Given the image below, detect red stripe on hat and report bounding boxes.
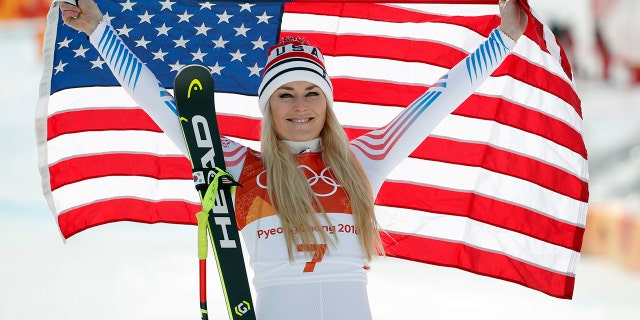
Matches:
[263,50,326,75]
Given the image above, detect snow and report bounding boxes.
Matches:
[2,9,640,320]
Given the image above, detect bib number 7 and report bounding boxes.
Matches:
[296,244,327,273]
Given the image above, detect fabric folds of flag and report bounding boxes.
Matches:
[36,0,588,299]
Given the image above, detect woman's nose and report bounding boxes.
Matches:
[293,97,308,111]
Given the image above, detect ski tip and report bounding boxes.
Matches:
[177,64,211,74]
[174,65,214,85]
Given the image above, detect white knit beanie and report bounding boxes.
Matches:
[257,37,333,115]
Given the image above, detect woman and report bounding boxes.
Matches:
[60,0,527,319]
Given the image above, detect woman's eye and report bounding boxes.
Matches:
[278,93,293,98]
[306,91,319,97]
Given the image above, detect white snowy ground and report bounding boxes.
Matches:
[2,17,640,320]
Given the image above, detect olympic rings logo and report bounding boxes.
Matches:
[256,165,340,197]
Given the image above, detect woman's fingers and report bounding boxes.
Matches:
[59,2,81,26]
[498,0,527,40]
[58,0,102,35]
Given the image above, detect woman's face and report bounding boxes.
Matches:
[268,81,327,142]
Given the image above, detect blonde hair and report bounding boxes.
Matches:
[260,105,384,261]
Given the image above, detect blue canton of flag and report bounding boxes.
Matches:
[51,0,284,95]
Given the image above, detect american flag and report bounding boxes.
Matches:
[37,0,588,299]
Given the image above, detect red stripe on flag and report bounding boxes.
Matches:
[495,56,581,117]
[58,198,199,239]
[332,78,429,107]
[217,114,262,141]
[414,137,588,202]
[380,231,575,299]
[47,110,262,145]
[455,96,587,159]
[280,32,469,69]
[49,153,191,191]
[377,182,585,250]
[285,2,500,36]
[47,109,161,140]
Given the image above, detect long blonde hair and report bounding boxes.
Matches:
[260,105,384,261]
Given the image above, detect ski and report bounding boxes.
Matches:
[174,65,255,320]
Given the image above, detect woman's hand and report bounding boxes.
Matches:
[59,0,103,35]
[498,0,528,41]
